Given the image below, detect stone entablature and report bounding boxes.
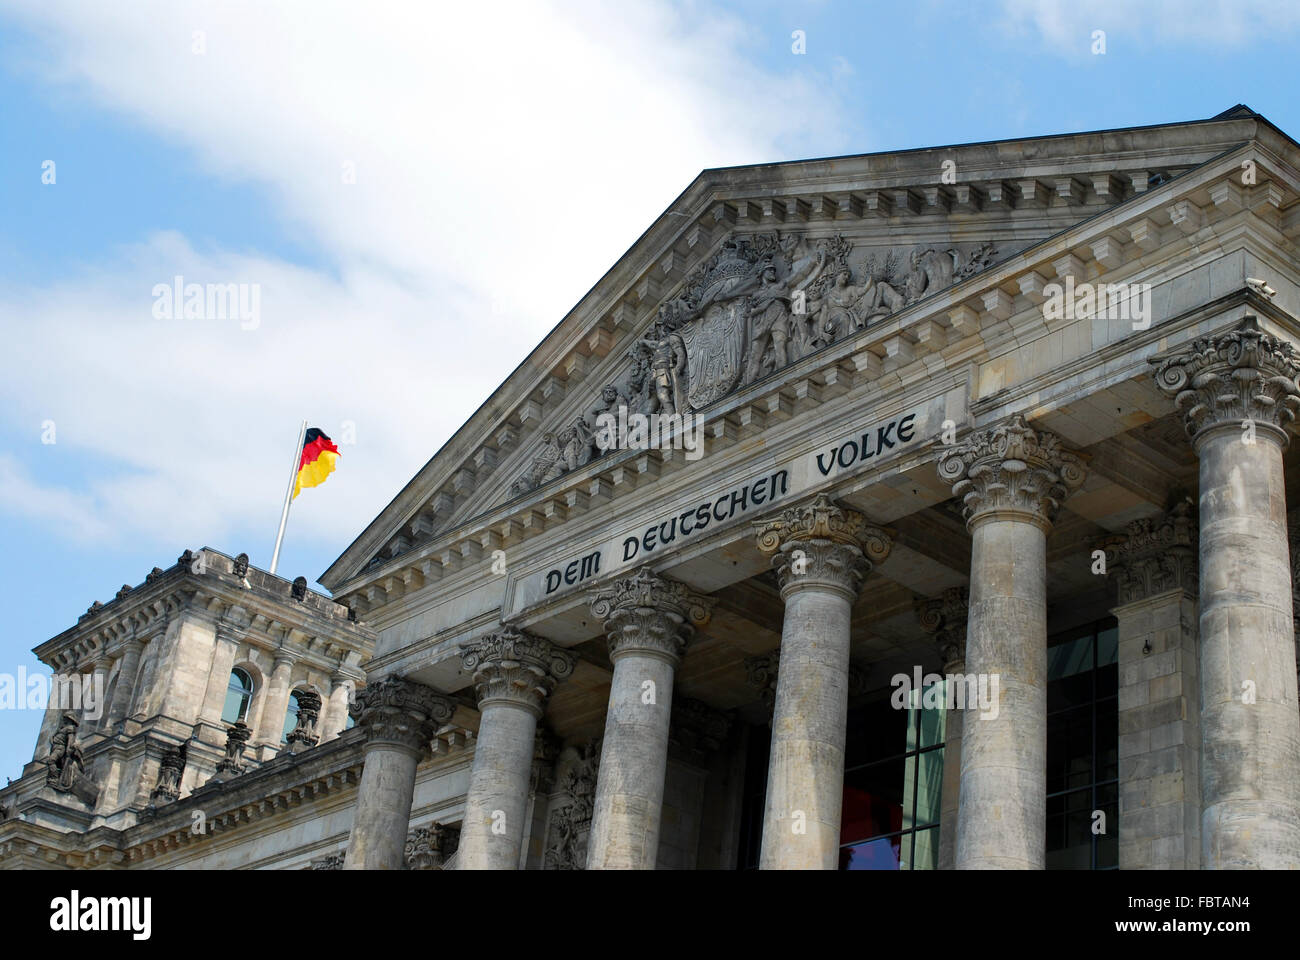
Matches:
[328,142,1297,625]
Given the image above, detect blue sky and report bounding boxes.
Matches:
[2,0,1298,780]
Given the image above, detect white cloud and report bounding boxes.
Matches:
[1001,0,1300,54]
[0,1,857,563]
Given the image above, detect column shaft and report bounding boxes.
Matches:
[587,652,676,869]
[1197,428,1300,866]
[957,517,1047,869]
[348,744,422,870]
[760,584,852,869]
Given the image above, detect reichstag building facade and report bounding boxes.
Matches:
[3,105,1300,870]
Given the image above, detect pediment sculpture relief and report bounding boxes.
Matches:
[509,234,996,497]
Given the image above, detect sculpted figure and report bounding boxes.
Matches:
[742,261,794,384]
[44,714,85,790]
[904,247,956,302]
[808,269,873,344]
[638,321,688,416]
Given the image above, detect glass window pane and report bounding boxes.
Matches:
[845,699,906,769]
[1097,627,1118,666]
[1048,632,1093,681]
[914,680,947,749]
[841,755,905,844]
[906,826,940,870]
[911,747,944,828]
[282,691,301,743]
[839,836,901,870]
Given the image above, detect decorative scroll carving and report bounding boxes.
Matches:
[460,626,576,717]
[543,740,600,870]
[936,415,1086,530]
[669,698,732,756]
[210,721,252,782]
[1103,501,1199,605]
[43,713,99,805]
[589,567,713,665]
[754,492,892,597]
[1152,316,1300,444]
[744,651,781,718]
[508,234,998,496]
[405,824,447,870]
[149,745,186,803]
[348,676,456,755]
[284,690,323,751]
[916,587,969,671]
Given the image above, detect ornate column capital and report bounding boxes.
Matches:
[459,626,576,718]
[348,676,455,756]
[753,493,892,600]
[1152,316,1300,448]
[744,651,781,718]
[588,567,713,666]
[1100,500,1199,605]
[937,415,1086,531]
[916,586,969,673]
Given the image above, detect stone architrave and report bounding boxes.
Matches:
[343,676,455,870]
[586,568,712,869]
[1152,317,1300,868]
[752,492,892,869]
[456,627,575,869]
[937,415,1085,869]
[916,585,968,871]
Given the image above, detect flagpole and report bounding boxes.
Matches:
[270,420,307,576]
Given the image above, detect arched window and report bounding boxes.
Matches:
[282,689,307,743]
[222,668,253,723]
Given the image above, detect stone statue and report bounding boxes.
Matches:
[637,321,688,417]
[210,721,252,782]
[741,261,794,384]
[284,691,322,752]
[44,713,86,791]
[149,745,186,803]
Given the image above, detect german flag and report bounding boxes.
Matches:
[293,428,340,499]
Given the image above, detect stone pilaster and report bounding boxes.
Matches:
[586,568,712,869]
[937,415,1085,869]
[1152,317,1300,868]
[343,676,455,870]
[752,492,892,869]
[457,626,575,870]
[916,585,968,871]
[197,625,241,735]
[321,672,356,742]
[1103,502,1200,869]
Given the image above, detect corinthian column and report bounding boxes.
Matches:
[917,586,968,871]
[937,416,1085,869]
[586,568,712,869]
[457,627,575,869]
[344,676,455,870]
[1153,317,1300,868]
[753,492,892,869]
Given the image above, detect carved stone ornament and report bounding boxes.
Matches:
[544,740,600,870]
[284,689,323,750]
[460,626,577,717]
[937,415,1087,530]
[753,492,892,598]
[291,576,308,601]
[589,567,713,665]
[916,586,970,671]
[212,720,253,780]
[669,698,733,756]
[508,235,998,496]
[309,853,345,870]
[744,651,781,718]
[232,552,250,577]
[149,745,187,803]
[347,676,456,755]
[405,824,447,870]
[1152,316,1300,446]
[1101,500,1199,605]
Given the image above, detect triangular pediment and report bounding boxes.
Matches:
[321,106,1298,601]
